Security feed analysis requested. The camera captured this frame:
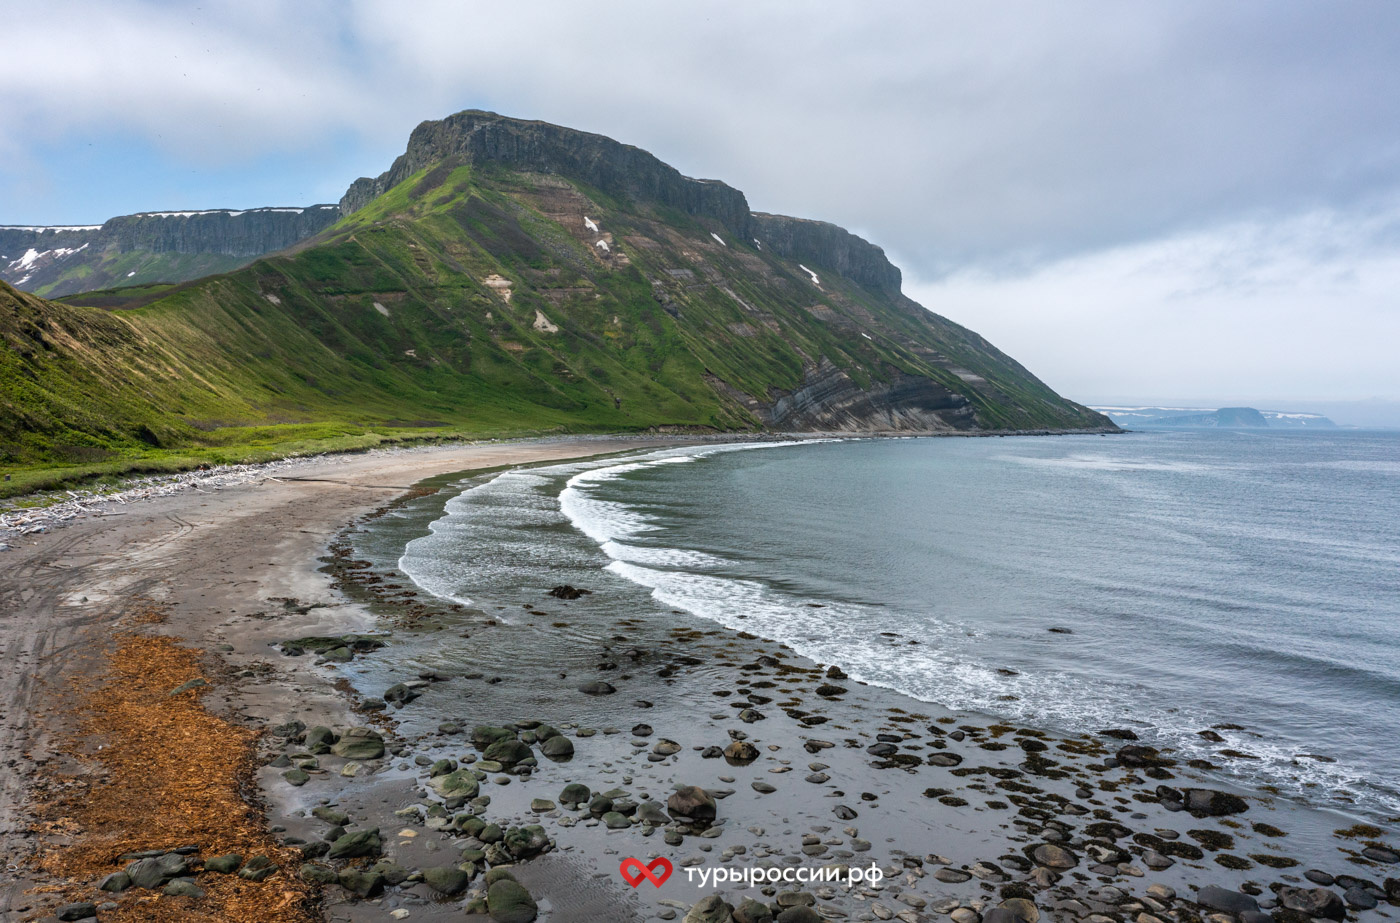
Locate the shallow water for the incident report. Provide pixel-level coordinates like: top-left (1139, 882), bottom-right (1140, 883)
top-left (400, 430), bottom-right (1400, 820)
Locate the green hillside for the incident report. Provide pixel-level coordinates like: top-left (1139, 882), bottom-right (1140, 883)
top-left (24, 248), bottom-right (250, 300)
top-left (0, 118), bottom-right (1112, 496)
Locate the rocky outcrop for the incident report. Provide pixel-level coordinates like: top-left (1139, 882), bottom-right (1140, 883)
top-left (340, 110), bottom-right (905, 296)
top-left (1, 207), bottom-right (339, 263)
top-left (0, 206), bottom-right (340, 296)
top-left (103, 206), bottom-right (341, 257)
top-left (750, 214), bottom-right (901, 295)
top-left (340, 111), bottom-right (752, 233)
top-left (710, 359), bottom-right (978, 433)
top-left (0, 226), bottom-right (99, 260)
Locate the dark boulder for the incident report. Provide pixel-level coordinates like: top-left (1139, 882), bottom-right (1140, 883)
top-left (304, 726), bottom-right (338, 753)
top-left (327, 828), bottom-right (381, 860)
top-left (125, 853), bottom-right (188, 889)
top-left (383, 682), bottom-right (419, 706)
top-left (559, 782), bottom-right (590, 805)
top-left (237, 856), bottom-right (278, 882)
top-left (505, 824), bottom-right (550, 858)
top-left (540, 735), bottom-right (574, 760)
top-left (337, 868), bottom-right (384, 898)
top-left (668, 785), bottom-right (718, 824)
top-left (1099, 728), bottom-right (1140, 740)
top-left (484, 737), bottom-right (533, 767)
top-left (1116, 744), bottom-right (1174, 768)
top-left (472, 725), bottom-right (517, 749)
top-left (423, 866), bottom-right (471, 895)
top-left (724, 740), bottom-right (759, 763)
top-left (1186, 787), bottom-right (1248, 816)
top-left (487, 878), bottom-right (539, 923)
top-left (734, 897), bottom-right (775, 923)
top-left (1029, 843), bottom-right (1078, 869)
top-left (330, 726), bottom-right (385, 760)
top-left (429, 768), bottom-right (480, 799)
top-left (1277, 886), bottom-right (1345, 920)
top-left (99, 871), bottom-right (132, 892)
top-left (685, 895), bottom-right (735, 923)
top-left (578, 681), bottom-right (615, 695)
top-left (1197, 885), bottom-right (1260, 915)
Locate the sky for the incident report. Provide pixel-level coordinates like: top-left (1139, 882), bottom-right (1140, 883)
top-left (3, 1), bottom-right (1399, 415)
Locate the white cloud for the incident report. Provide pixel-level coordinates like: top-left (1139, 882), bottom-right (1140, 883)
top-left (907, 204), bottom-right (1400, 403)
top-left (3, 1), bottom-right (1399, 400)
top-left (7, 3), bottom-right (1400, 260)
top-left (0, 4), bottom-right (350, 159)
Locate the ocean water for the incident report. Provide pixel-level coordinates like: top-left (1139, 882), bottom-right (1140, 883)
top-left (400, 430), bottom-right (1400, 819)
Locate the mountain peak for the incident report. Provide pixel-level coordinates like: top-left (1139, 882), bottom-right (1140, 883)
top-left (341, 109), bottom-right (750, 231)
top-left (340, 110), bottom-right (902, 295)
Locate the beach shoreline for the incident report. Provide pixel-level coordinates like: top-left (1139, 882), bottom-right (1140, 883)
top-left (0, 436), bottom-right (700, 921)
top-left (3, 434), bottom-right (1396, 923)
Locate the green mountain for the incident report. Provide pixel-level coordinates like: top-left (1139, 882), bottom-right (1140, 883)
top-left (0, 111), bottom-right (1113, 492)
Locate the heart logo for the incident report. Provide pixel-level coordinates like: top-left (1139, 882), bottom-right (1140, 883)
top-left (619, 856), bottom-right (673, 888)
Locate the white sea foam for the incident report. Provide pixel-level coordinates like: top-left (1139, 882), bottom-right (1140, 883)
top-left (403, 442), bottom-right (822, 607)
top-left (605, 550), bottom-right (1400, 813)
top-left (564, 445), bottom-right (1400, 817)
top-left (399, 435), bottom-right (1400, 818)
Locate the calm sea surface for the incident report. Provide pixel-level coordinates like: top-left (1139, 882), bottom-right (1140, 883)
top-left (400, 430), bottom-right (1400, 818)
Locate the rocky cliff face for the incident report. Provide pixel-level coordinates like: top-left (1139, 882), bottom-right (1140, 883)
top-left (100, 206), bottom-right (342, 257)
top-left (340, 112), bottom-right (753, 234)
top-left (709, 359), bottom-right (976, 433)
top-left (0, 206), bottom-right (340, 297)
top-left (0, 226), bottom-right (99, 275)
top-left (341, 110), bottom-right (905, 297)
top-left (749, 213), bottom-right (902, 295)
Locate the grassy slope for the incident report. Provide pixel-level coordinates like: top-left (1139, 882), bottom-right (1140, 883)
top-left (26, 247), bottom-right (251, 299)
top-left (0, 161), bottom-right (1109, 496)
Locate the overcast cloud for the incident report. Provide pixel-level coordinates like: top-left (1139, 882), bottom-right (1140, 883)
top-left (2, 1), bottom-right (1398, 411)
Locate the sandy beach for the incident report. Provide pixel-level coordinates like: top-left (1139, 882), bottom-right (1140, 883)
top-left (3, 437), bottom-right (1397, 923)
top-left (0, 437), bottom-right (694, 920)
